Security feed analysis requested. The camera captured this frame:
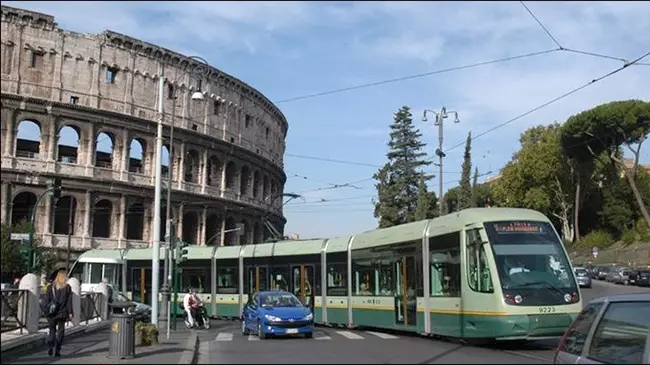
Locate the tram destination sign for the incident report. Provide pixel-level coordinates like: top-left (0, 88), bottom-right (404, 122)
top-left (493, 221), bottom-right (546, 234)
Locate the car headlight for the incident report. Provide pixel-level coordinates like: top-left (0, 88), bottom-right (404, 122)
top-left (303, 313), bottom-right (313, 321)
top-left (264, 314), bottom-right (281, 322)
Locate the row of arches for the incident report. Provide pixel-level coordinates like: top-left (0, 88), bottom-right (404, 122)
top-left (9, 191), bottom-right (268, 246)
top-left (11, 119), bottom-right (282, 200)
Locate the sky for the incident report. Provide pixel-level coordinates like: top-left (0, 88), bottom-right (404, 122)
top-left (8, 1), bottom-right (650, 238)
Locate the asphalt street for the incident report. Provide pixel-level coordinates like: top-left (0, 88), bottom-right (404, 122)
top-left (198, 280), bottom-right (649, 364)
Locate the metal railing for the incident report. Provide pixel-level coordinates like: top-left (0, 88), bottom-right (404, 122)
top-left (1, 289), bottom-right (28, 334)
top-left (80, 292), bottom-right (102, 325)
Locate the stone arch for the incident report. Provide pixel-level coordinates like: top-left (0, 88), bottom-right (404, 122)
top-left (128, 138), bottom-right (146, 173)
top-left (182, 211), bottom-right (199, 244)
top-left (206, 155), bottom-right (221, 187)
top-left (240, 166), bottom-right (251, 196)
top-left (11, 191), bottom-right (37, 226)
top-left (15, 120), bottom-right (41, 159)
top-left (92, 199), bottom-right (112, 238)
top-left (224, 216), bottom-right (237, 246)
top-left (125, 202), bottom-right (145, 240)
top-left (263, 175), bottom-right (270, 199)
top-left (253, 170), bottom-right (261, 198)
top-left (53, 195), bottom-right (77, 235)
top-left (57, 125), bottom-right (81, 164)
top-left (205, 213), bottom-right (221, 246)
top-left (95, 131), bottom-right (115, 169)
top-left (184, 149), bottom-right (200, 183)
top-left (225, 161), bottom-right (237, 190)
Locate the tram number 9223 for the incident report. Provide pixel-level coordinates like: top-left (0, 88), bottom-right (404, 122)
top-left (538, 306), bottom-right (556, 314)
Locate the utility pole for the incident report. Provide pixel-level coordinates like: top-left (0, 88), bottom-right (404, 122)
top-left (65, 196), bottom-right (74, 272)
top-left (160, 95), bottom-right (175, 339)
top-left (422, 107), bottom-right (460, 216)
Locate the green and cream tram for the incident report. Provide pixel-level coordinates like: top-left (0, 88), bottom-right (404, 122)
top-left (70, 207), bottom-right (582, 340)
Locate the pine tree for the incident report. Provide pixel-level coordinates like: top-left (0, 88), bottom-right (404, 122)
top-left (374, 106), bottom-right (432, 227)
top-left (471, 167), bottom-right (479, 207)
top-left (458, 132), bottom-right (473, 210)
top-left (415, 176), bottom-right (429, 221)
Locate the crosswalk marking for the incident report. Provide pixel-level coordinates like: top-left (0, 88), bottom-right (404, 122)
top-left (365, 331), bottom-right (398, 339)
top-left (336, 330), bottom-right (364, 339)
top-left (215, 332), bottom-right (233, 341)
top-left (248, 335), bottom-right (259, 341)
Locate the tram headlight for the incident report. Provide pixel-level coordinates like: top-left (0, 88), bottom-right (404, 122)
top-left (504, 294), bottom-right (523, 305)
top-left (514, 295), bottom-right (523, 304)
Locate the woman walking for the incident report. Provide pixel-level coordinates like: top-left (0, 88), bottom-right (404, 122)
top-left (45, 268), bottom-right (73, 357)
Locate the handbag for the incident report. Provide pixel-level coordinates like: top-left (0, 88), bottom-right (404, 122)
top-left (45, 286), bottom-right (59, 317)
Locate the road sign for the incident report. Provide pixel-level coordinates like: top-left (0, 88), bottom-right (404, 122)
top-left (11, 233), bottom-right (30, 241)
top-left (592, 247), bottom-right (599, 258)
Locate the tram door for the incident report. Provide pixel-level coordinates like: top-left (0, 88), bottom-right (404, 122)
top-left (394, 256), bottom-right (417, 327)
top-left (247, 266), bottom-right (267, 294)
top-left (132, 268), bottom-right (151, 305)
top-left (291, 265), bottom-right (314, 307)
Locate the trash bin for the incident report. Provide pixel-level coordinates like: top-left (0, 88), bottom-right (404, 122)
top-left (108, 303), bottom-right (136, 359)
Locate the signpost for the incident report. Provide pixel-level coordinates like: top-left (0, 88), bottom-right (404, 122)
top-left (592, 247), bottom-right (599, 259)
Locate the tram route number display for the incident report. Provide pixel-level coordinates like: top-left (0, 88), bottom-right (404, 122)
top-left (493, 221), bottom-right (546, 234)
top-left (538, 306), bottom-right (556, 314)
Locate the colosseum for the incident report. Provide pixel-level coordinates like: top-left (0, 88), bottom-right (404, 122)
top-left (0, 5), bottom-right (288, 255)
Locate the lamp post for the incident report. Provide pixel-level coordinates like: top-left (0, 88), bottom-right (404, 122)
top-left (422, 107), bottom-right (460, 216)
top-left (154, 56), bottom-right (211, 329)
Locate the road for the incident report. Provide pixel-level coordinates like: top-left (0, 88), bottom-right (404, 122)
top-left (199, 281), bottom-right (649, 364)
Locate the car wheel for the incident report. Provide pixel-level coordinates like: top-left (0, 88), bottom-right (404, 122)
top-left (242, 320), bottom-right (249, 335)
top-left (258, 322), bottom-right (266, 340)
top-left (305, 332), bottom-right (313, 339)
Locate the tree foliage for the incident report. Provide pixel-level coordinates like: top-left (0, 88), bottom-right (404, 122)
top-left (1, 221), bottom-right (58, 282)
top-left (458, 132), bottom-right (473, 210)
top-left (374, 106), bottom-right (436, 227)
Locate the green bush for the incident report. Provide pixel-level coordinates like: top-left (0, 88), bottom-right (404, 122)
top-left (580, 230), bottom-right (615, 249)
top-left (135, 322), bottom-right (159, 346)
top-left (621, 229), bottom-right (638, 246)
top-left (635, 218), bottom-right (650, 243)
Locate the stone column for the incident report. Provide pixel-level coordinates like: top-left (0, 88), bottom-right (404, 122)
top-left (85, 122), bottom-right (95, 174)
top-left (177, 141), bottom-right (185, 189)
top-left (47, 116), bottom-right (58, 162)
top-left (121, 129), bottom-right (129, 181)
top-left (219, 212), bottom-right (226, 246)
top-left (18, 273), bottom-right (40, 334)
top-left (200, 206), bottom-right (207, 245)
top-left (2, 108), bottom-right (16, 156)
top-left (83, 191), bottom-right (92, 248)
top-left (1, 183), bottom-right (10, 224)
top-left (201, 149), bottom-right (208, 193)
top-left (42, 194), bottom-right (52, 235)
top-left (118, 195), bottom-right (126, 248)
top-left (176, 203), bottom-right (184, 242)
top-left (220, 160), bottom-right (228, 198)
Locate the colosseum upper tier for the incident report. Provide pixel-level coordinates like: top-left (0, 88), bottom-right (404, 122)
top-left (0, 6), bottom-right (289, 252)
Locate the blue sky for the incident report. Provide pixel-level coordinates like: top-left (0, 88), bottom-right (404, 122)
top-left (8, 1), bottom-right (650, 238)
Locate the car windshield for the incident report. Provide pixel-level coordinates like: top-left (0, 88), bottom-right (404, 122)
top-left (113, 292), bottom-right (130, 302)
top-left (575, 269), bottom-right (588, 276)
top-left (484, 220), bottom-right (577, 291)
top-left (260, 293), bottom-right (302, 307)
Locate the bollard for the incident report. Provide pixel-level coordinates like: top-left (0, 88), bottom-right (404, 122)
top-left (18, 273), bottom-right (40, 334)
top-left (96, 282), bottom-right (109, 320)
top-left (67, 277), bottom-right (81, 326)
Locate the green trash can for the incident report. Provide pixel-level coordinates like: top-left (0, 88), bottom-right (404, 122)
top-left (108, 303), bottom-right (137, 359)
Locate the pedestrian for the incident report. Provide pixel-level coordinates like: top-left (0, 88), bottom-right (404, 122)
top-left (44, 267), bottom-right (73, 357)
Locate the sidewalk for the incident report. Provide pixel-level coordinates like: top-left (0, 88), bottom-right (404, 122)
top-left (3, 326), bottom-right (198, 365)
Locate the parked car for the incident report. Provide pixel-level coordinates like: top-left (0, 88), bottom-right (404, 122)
top-left (627, 270), bottom-right (640, 286)
top-left (554, 293), bottom-right (650, 364)
top-left (111, 291), bottom-right (151, 322)
top-left (596, 267), bottom-right (612, 280)
top-left (613, 269), bottom-right (635, 285)
top-left (637, 271), bottom-right (650, 287)
top-left (574, 267), bottom-right (592, 288)
top-left (241, 291), bottom-right (314, 339)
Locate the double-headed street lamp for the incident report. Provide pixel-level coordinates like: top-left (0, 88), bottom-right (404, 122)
top-left (153, 55), bottom-right (211, 330)
top-left (422, 107), bottom-right (460, 216)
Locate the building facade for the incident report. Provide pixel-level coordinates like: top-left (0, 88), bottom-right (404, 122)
top-left (0, 6), bottom-right (288, 251)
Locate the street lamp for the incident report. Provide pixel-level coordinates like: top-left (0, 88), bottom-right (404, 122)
top-left (422, 107), bottom-right (460, 216)
top-left (154, 55), bottom-right (212, 331)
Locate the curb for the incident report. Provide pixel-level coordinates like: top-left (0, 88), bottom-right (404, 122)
top-left (178, 331), bottom-right (200, 364)
top-left (0, 320), bottom-right (111, 360)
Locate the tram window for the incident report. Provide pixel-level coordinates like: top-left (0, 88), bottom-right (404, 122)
top-left (69, 262), bottom-right (84, 283)
top-left (270, 266), bottom-right (290, 291)
top-left (429, 232), bottom-right (461, 297)
top-left (181, 268), bottom-right (208, 293)
top-left (245, 267), bottom-right (268, 294)
top-left (376, 261), bottom-right (394, 296)
top-left (327, 263), bottom-right (347, 296)
top-left (352, 261), bottom-right (374, 296)
top-left (90, 263), bottom-right (103, 284)
top-left (467, 231), bottom-right (494, 293)
top-left (217, 267), bottom-right (237, 294)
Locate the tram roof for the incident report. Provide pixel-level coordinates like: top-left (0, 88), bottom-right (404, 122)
top-left (241, 239), bottom-right (327, 258)
top-left (76, 249), bottom-right (125, 262)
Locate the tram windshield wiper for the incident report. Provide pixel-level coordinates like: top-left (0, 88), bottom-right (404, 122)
top-left (512, 281), bottom-right (565, 295)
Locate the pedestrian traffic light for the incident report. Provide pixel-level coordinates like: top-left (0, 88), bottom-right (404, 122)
top-left (176, 240), bottom-right (189, 264)
top-left (51, 178), bottom-right (62, 199)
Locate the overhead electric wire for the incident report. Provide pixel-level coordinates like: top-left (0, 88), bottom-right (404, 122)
top-left (519, 1), bottom-right (563, 49)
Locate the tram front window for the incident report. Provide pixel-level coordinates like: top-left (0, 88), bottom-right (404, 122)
top-left (484, 220), bottom-right (579, 306)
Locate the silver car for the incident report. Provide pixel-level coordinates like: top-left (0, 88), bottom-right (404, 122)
top-left (554, 293), bottom-right (650, 364)
top-left (574, 267), bottom-right (592, 288)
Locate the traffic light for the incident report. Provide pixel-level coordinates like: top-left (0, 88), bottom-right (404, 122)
top-left (52, 178), bottom-right (62, 199)
top-left (176, 240), bottom-right (189, 264)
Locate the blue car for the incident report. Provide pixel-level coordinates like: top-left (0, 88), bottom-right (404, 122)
top-left (241, 291), bottom-right (314, 339)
